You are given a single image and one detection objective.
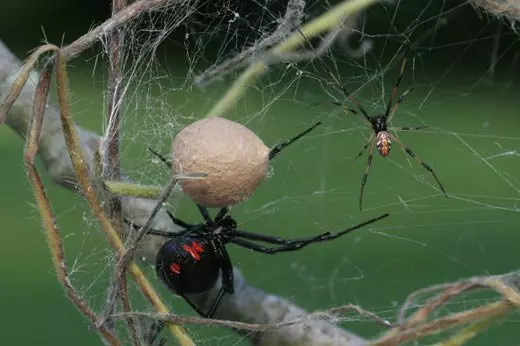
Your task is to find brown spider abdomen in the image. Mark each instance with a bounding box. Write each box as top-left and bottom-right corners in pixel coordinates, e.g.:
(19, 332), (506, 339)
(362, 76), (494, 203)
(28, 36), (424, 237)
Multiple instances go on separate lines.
(376, 131), (392, 157)
(172, 117), (270, 208)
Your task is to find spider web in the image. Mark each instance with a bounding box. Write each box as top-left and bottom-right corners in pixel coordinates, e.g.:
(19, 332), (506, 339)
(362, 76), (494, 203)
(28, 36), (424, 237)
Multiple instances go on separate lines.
(3, 0), (520, 345)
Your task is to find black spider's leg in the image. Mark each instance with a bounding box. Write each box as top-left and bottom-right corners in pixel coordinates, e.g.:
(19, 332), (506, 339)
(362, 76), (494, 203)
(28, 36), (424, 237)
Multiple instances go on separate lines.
(182, 239), (231, 318)
(165, 210), (195, 229)
(391, 125), (428, 131)
(229, 213), (389, 251)
(387, 133), (447, 196)
(145, 320), (165, 346)
(179, 292), (220, 318)
(148, 147), (172, 169)
(268, 122), (322, 160)
(333, 101), (373, 128)
(197, 204), (213, 224)
(354, 134), (374, 160)
(204, 238), (234, 318)
(214, 207), (229, 222)
(359, 138), (377, 211)
(124, 218), (191, 238)
(386, 87), (413, 124)
(229, 237), (318, 254)
(383, 45), (410, 120)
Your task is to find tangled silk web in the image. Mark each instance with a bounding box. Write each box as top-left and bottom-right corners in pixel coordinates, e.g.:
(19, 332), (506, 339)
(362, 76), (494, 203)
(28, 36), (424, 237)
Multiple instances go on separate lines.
(51, 0), (520, 344)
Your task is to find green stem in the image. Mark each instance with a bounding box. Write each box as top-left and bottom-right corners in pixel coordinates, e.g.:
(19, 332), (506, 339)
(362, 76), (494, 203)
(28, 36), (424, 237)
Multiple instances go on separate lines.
(104, 181), (164, 199)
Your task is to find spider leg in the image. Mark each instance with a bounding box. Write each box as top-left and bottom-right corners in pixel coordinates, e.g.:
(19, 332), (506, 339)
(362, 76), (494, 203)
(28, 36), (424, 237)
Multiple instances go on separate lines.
(333, 101), (373, 127)
(354, 134), (375, 160)
(229, 237), (318, 254)
(391, 125), (428, 131)
(186, 239), (233, 318)
(144, 320), (165, 346)
(328, 72), (372, 125)
(386, 87), (413, 124)
(388, 133), (447, 196)
(384, 45), (410, 120)
(148, 147), (172, 169)
(124, 218), (191, 238)
(165, 210), (195, 229)
(228, 212), (389, 253)
(197, 204), (213, 223)
(231, 230), (306, 245)
(359, 138), (377, 211)
(214, 207), (229, 222)
(205, 239), (235, 317)
(180, 291), (223, 318)
(268, 121), (322, 160)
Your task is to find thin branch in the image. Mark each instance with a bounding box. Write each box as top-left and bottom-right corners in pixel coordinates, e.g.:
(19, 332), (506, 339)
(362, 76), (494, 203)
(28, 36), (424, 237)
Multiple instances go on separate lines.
(25, 63), (120, 345)
(98, 176), (182, 329)
(109, 303), (392, 331)
(62, 0), (194, 61)
(104, 0), (139, 342)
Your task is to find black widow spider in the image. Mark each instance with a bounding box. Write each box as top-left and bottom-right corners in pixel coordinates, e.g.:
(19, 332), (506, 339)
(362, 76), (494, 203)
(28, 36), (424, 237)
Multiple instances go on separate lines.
(128, 122), (390, 318)
(328, 47), (447, 210)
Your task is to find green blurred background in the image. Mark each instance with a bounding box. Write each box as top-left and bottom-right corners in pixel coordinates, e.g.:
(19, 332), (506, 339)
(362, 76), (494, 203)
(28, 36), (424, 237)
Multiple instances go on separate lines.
(1, 0), (519, 345)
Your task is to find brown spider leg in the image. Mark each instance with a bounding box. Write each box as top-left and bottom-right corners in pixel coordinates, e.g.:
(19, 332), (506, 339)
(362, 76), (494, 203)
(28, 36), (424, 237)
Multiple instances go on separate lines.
(149, 147), (172, 168)
(359, 138), (377, 211)
(384, 46), (410, 120)
(333, 102), (372, 127)
(355, 133), (375, 160)
(328, 71), (373, 124)
(387, 133), (448, 196)
(386, 87), (414, 124)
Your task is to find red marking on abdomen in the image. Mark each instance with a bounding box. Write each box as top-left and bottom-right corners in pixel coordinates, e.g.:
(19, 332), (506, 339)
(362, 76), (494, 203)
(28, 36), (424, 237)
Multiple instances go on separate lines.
(183, 242), (204, 261)
(170, 262), (181, 274)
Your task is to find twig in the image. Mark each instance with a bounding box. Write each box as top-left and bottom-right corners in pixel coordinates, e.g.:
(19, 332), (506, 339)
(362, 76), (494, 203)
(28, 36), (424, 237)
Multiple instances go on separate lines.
(372, 300), (512, 346)
(98, 176), (182, 328)
(105, 0), (140, 342)
(25, 63), (120, 345)
(108, 303), (392, 331)
(432, 319), (492, 346)
(62, 0), (194, 61)
(375, 272), (520, 346)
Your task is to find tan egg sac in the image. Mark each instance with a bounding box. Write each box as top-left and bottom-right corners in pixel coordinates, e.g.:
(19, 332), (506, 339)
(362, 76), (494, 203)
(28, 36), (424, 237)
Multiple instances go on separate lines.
(172, 117), (270, 208)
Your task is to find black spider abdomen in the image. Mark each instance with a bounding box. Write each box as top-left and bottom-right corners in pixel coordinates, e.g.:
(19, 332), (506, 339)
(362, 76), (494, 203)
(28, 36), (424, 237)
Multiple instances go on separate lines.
(155, 236), (220, 295)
